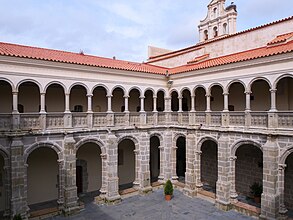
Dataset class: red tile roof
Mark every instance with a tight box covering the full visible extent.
[147,16,293,62]
[0,42,167,75]
[267,32,293,45]
[0,33,293,76]
[187,54,210,64]
[169,38,293,74]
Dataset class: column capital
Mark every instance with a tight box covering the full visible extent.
[222,92,229,96]
[178,96,183,99]
[123,95,129,98]
[106,95,113,98]
[205,94,211,97]
[153,96,157,99]
[86,94,93,97]
[245,91,252,95]
[40,92,46,96]
[65,93,70,96]
[133,149,139,155]
[139,96,145,99]
[191,95,195,98]
[195,150,202,155]
[101,153,107,159]
[278,163,287,171]
[270,88,277,93]
[12,91,18,95]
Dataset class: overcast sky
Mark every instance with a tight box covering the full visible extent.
[0,0,292,62]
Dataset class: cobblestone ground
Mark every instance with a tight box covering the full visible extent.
[49,189,254,220]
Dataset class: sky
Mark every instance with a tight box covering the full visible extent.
[0,0,292,62]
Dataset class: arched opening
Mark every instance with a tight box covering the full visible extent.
[70,85,87,112]
[182,89,191,111]
[213,27,218,37]
[144,90,153,112]
[235,144,263,207]
[93,86,107,112]
[171,91,179,112]
[176,136,186,183]
[213,7,217,17]
[251,80,270,111]
[223,23,228,34]
[204,30,209,41]
[76,143,102,200]
[276,77,293,111]
[285,152,293,212]
[195,87,206,111]
[0,80,12,113]
[228,82,245,111]
[46,84,65,112]
[210,85,223,111]
[0,154,6,213]
[112,87,125,112]
[150,136,160,183]
[157,91,165,112]
[118,139,135,190]
[27,147,58,210]
[200,140,218,193]
[18,82,40,113]
[129,89,140,112]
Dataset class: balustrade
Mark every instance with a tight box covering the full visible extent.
[0,111,291,131]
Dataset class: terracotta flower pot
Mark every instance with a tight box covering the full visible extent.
[165,195,172,201]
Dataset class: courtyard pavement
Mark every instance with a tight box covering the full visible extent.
[49,189,254,220]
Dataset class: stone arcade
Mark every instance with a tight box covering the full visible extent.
[0,0,293,219]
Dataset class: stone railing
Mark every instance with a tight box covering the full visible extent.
[229,112,245,127]
[0,111,292,132]
[278,112,293,128]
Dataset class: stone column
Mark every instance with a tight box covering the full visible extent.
[158,145,164,182]
[124,95,129,113]
[3,165,10,218]
[138,132,152,193]
[105,132,121,203]
[99,153,108,198]
[178,96,183,112]
[260,135,280,219]
[184,134,197,197]
[195,150,203,189]
[268,89,278,129]
[39,93,47,130]
[229,156,238,202]
[12,92,20,130]
[245,91,251,127]
[162,131,173,181]
[216,134,231,211]
[133,149,140,189]
[64,93,72,128]
[171,145,178,181]
[63,135,79,215]
[57,159,65,210]
[269,89,277,112]
[140,96,145,112]
[107,95,112,113]
[278,164,288,218]
[191,95,195,112]
[86,94,93,128]
[10,137,27,219]
[164,97,171,124]
[205,94,211,125]
[223,92,229,112]
[153,96,157,112]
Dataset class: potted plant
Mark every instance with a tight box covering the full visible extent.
[250,182,262,203]
[13,214,22,220]
[164,179,174,201]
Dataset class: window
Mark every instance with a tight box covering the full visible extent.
[204,30,208,40]
[213,27,218,37]
[213,8,217,17]
[73,105,83,112]
[223,23,227,34]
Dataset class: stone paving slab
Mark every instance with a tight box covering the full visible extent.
[48,189,254,220]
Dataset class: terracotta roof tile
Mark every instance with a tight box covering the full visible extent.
[169,40,293,74]
[267,32,293,45]
[187,54,210,64]
[0,42,167,75]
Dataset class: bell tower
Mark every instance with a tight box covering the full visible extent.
[198,0,237,42]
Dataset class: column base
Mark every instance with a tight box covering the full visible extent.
[183,186,197,198]
[104,195,121,205]
[62,205,81,217]
[215,199,231,211]
[139,186,153,195]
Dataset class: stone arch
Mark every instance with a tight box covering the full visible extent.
[208,83,225,95]
[197,136,218,151]
[169,88,179,96]
[0,145,9,160]
[24,141,63,163]
[75,137,106,155]
[150,133,163,144]
[280,146,293,164]
[118,135,139,150]
[156,88,167,96]
[68,82,89,94]
[179,87,192,97]
[273,73,293,90]
[0,77,15,91]
[16,79,42,92]
[226,79,247,93]
[248,77,272,92]
[173,133,186,142]
[231,139,263,156]
[127,86,142,97]
[111,85,126,95]
[91,84,110,96]
[144,87,155,96]
[193,85,207,95]
[44,81,66,94]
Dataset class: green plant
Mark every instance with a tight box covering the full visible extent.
[250,182,263,197]
[164,179,174,195]
[13,214,22,220]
